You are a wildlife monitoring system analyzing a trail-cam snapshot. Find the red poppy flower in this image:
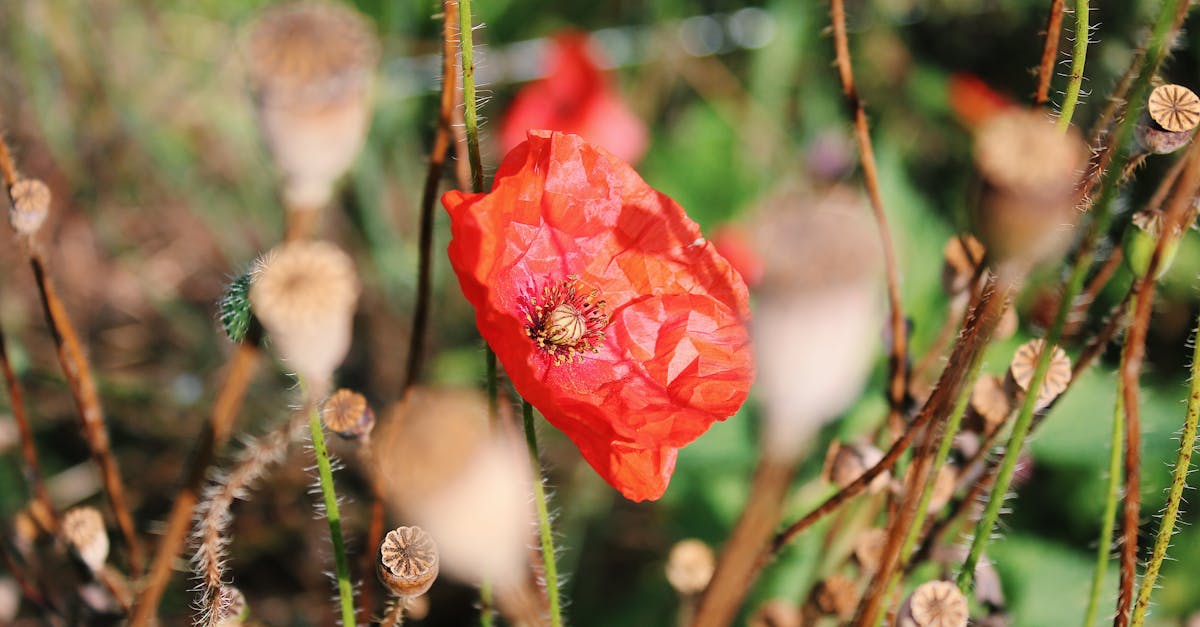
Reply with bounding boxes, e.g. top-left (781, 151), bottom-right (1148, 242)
top-left (442, 130), bottom-right (753, 501)
top-left (499, 32), bottom-right (649, 165)
top-left (947, 73), bottom-right (1015, 128)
